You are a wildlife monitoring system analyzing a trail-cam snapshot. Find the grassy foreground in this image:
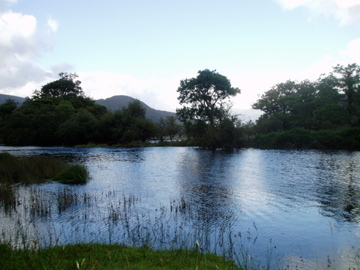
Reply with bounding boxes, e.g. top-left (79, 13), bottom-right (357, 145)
top-left (0, 243), bottom-right (243, 270)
